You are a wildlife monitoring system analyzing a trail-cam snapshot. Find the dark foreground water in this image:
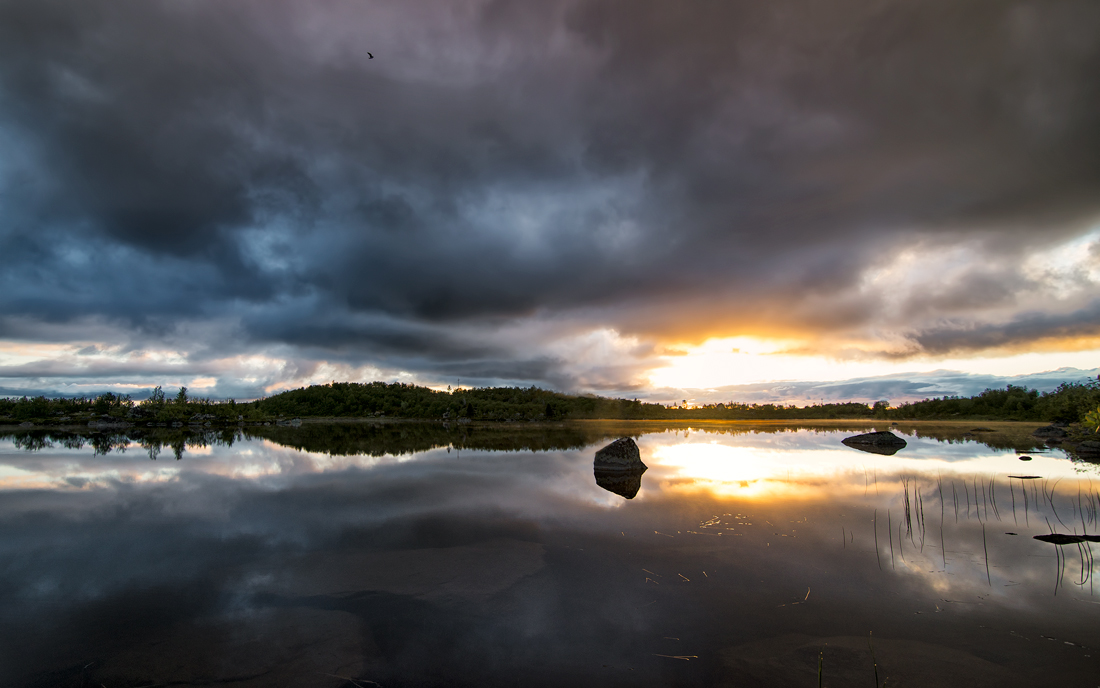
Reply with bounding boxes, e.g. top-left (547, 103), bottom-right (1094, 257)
top-left (1, 421), bottom-right (1098, 687)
